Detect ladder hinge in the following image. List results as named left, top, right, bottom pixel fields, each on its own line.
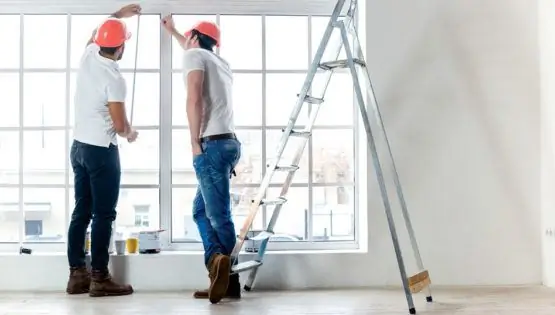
left=319, top=58, right=366, bottom=71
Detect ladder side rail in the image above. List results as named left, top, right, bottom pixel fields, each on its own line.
left=351, top=24, right=431, bottom=286
left=231, top=1, right=347, bottom=258
left=339, top=21, right=416, bottom=314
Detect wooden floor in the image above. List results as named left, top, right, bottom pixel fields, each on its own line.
left=1, top=287, right=555, bottom=314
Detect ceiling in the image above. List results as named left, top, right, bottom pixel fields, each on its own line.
left=0, top=0, right=353, bottom=15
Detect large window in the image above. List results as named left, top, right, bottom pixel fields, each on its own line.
left=0, top=13, right=359, bottom=251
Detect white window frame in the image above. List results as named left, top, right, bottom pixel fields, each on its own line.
left=0, top=4, right=367, bottom=254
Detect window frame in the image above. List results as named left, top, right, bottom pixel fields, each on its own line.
left=0, top=9, right=365, bottom=253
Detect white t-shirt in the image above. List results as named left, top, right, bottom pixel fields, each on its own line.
left=182, top=48, right=235, bottom=138
left=73, top=44, right=126, bottom=147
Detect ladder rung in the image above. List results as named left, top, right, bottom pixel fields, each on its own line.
left=249, top=231, right=274, bottom=241
left=290, top=130, right=311, bottom=138
left=231, top=260, right=263, bottom=273
left=256, top=197, right=287, bottom=206
left=408, top=270, right=431, bottom=293
left=298, top=94, right=324, bottom=104
left=319, top=58, right=366, bottom=70
left=273, top=165, right=300, bottom=172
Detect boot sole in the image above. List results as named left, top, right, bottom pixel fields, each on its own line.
left=89, top=288, right=134, bottom=298
left=66, top=289, right=90, bottom=295
left=208, top=255, right=231, bottom=304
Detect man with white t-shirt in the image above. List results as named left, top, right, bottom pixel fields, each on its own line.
left=66, top=4, right=140, bottom=297
left=162, top=15, right=241, bottom=304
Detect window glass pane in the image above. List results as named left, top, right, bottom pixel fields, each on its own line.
left=0, top=188, right=20, bottom=242
left=172, top=72, right=186, bottom=126
left=312, top=72, right=354, bottom=126
left=0, top=15, right=20, bottom=68
left=121, top=73, right=160, bottom=126
left=266, top=187, right=308, bottom=241
left=119, top=129, right=159, bottom=185
left=266, top=16, right=308, bottom=70
left=70, top=15, right=105, bottom=68
left=23, top=73, right=66, bottom=127
left=312, top=129, right=355, bottom=184
left=171, top=187, right=200, bottom=242
left=266, top=73, right=309, bottom=126
left=172, top=129, right=262, bottom=185
left=233, top=73, right=262, bottom=126
left=68, top=188, right=160, bottom=235
left=0, top=74, right=20, bottom=127
left=171, top=15, right=217, bottom=70
left=219, top=15, right=262, bottom=70
left=23, top=130, right=66, bottom=184
left=118, top=15, right=161, bottom=70
left=0, top=132, right=20, bottom=185
left=23, top=188, right=65, bottom=243
left=266, top=130, right=309, bottom=184
left=24, top=15, right=67, bottom=68
left=311, top=16, right=347, bottom=62
left=312, top=185, right=354, bottom=241
left=231, top=186, right=263, bottom=238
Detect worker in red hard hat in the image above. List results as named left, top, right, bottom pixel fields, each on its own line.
left=162, top=15, right=241, bottom=304
left=66, top=4, right=141, bottom=298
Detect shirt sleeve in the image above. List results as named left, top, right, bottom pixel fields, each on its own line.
left=106, top=76, right=127, bottom=103
left=182, top=49, right=206, bottom=76
left=80, top=43, right=100, bottom=65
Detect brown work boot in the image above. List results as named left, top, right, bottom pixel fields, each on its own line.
left=207, top=253, right=231, bottom=304
left=89, top=269, right=134, bottom=297
left=66, top=267, right=91, bottom=294
left=193, top=273, right=241, bottom=299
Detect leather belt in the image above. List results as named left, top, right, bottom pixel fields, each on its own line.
left=200, top=132, right=237, bottom=143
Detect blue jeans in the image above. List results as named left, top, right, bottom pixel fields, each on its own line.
left=67, top=140, right=121, bottom=272
left=192, top=138, right=241, bottom=266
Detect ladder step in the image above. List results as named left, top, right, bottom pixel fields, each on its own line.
left=249, top=231, right=274, bottom=241
left=297, top=94, right=324, bottom=104
left=290, top=130, right=311, bottom=138
left=256, top=197, right=287, bottom=206
left=232, top=260, right=263, bottom=273
left=408, top=270, right=431, bottom=294
left=319, top=58, right=366, bottom=70
left=269, top=165, right=299, bottom=172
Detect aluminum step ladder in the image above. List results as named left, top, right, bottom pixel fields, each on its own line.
left=229, top=1, right=433, bottom=313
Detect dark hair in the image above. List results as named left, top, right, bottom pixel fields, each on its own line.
left=191, top=29, right=217, bottom=51
left=99, top=46, right=121, bottom=56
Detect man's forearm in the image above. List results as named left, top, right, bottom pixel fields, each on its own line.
left=186, top=99, right=202, bottom=144
left=116, top=121, right=132, bottom=138
left=170, top=28, right=187, bottom=49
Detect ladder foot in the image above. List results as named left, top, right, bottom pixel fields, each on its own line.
left=426, top=296, right=433, bottom=303
left=243, top=285, right=252, bottom=292
left=409, top=307, right=416, bottom=315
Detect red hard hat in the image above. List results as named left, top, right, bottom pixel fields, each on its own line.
left=94, top=18, right=132, bottom=48
left=185, top=21, right=220, bottom=47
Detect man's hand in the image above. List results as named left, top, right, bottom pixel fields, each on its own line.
left=192, top=141, right=202, bottom=156
left=127, top=129, right=139, bottom=143
left=161, top=15, right=176, bottom=32
left=114, top=4, right=142, bottom=19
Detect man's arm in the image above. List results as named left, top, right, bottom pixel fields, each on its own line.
left=161, top=15, right=187, bottom=49
left=186, top=70, right=205, bottom=145
left=106, top=77, right=132, bottom=138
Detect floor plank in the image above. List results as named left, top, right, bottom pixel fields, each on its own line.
left=1, top=287, right=554, bottom=314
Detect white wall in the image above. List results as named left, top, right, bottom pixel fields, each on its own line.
left=539, top=0, right=555, bottom=287
left=0, top=0, right=543, bottom=291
